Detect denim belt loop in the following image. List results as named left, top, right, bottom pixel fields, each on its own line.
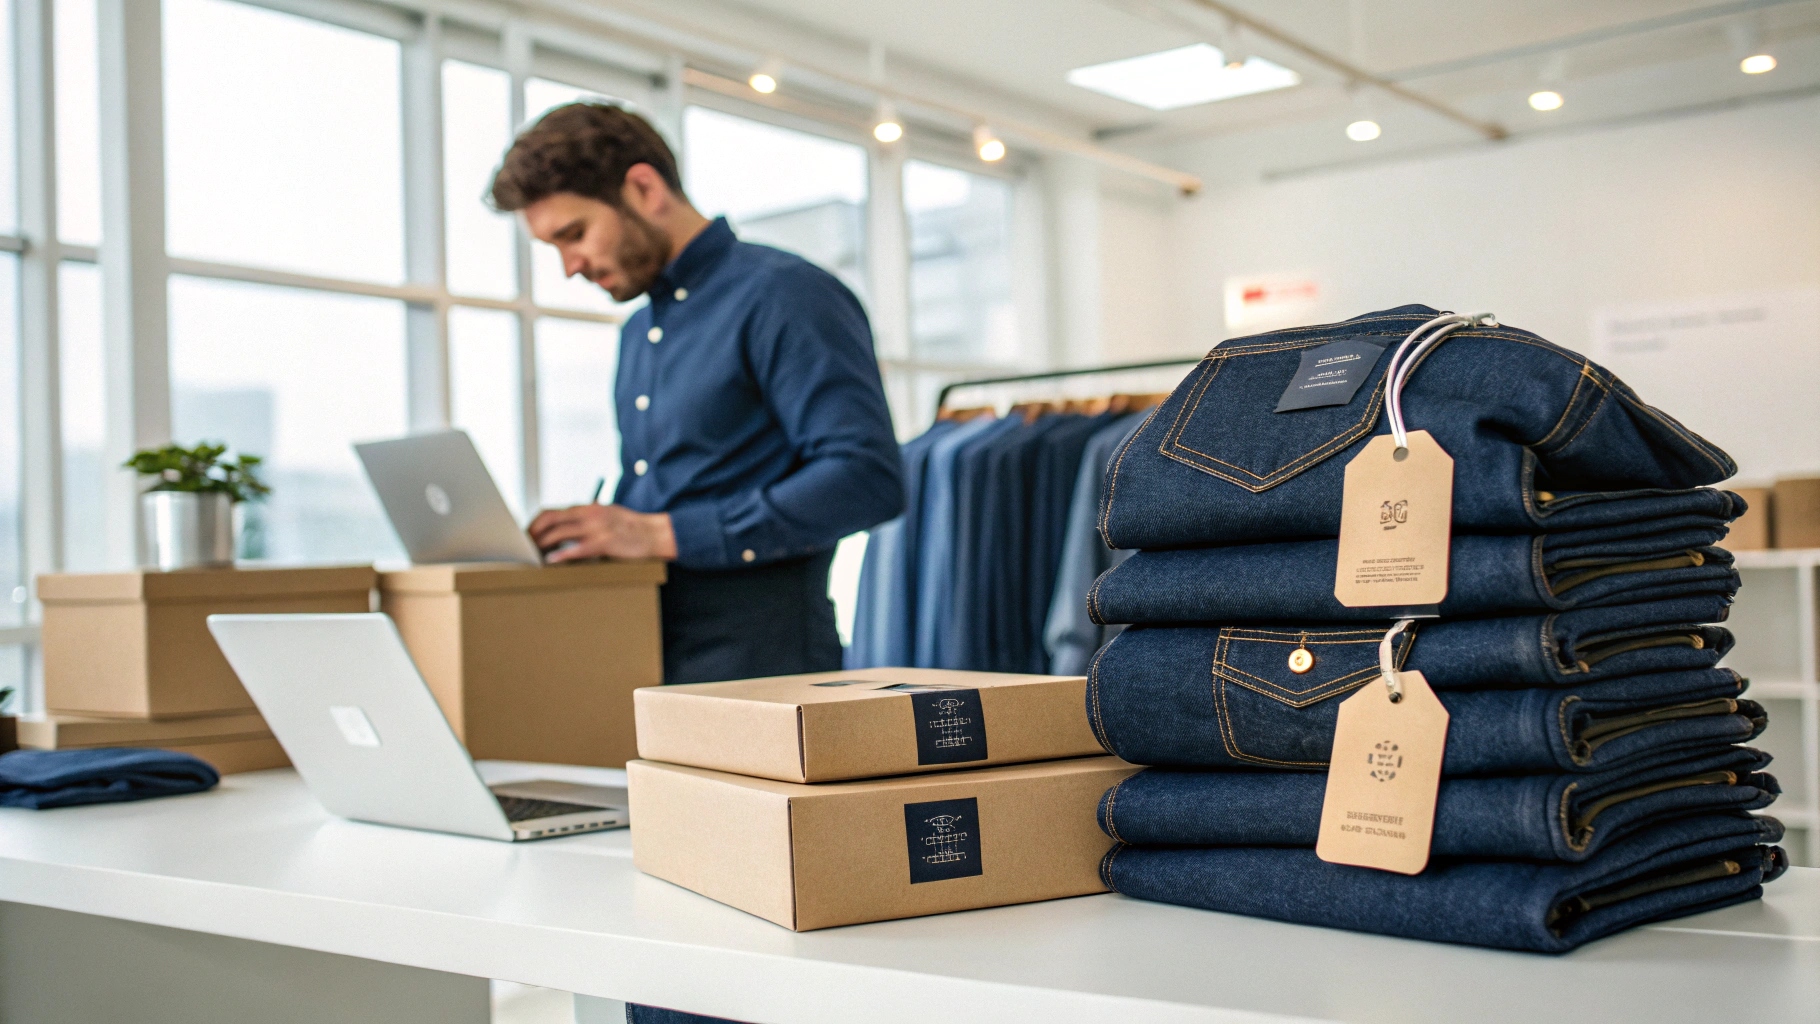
left=1379, top=618, right=1417, bottom=702
left=1383, top=311, right=1500, bottom=450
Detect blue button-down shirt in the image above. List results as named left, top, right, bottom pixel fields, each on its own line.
left=615, top=217, right=905, bottom=570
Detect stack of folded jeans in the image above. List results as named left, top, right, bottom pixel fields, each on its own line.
left=1083, top=304, right=1788, bottom=952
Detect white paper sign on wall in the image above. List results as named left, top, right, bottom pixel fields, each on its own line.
left=1591, top=289, right=1820, bottom=483
left=1224, top=274, right=1321, bottom=332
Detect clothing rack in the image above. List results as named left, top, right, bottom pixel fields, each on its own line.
left=933, top=358, right=1204, bottom=417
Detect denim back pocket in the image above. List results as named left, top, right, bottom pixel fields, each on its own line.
left=1211, top=626, right=1414, bottom=768
left=1161, top=339, right=1392, bottom=492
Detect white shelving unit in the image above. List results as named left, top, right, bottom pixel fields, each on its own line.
left=1725, top=548, right=1820, bottom=866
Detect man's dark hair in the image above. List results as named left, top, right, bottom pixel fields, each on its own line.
left=488, top=103, right=683, bottom=212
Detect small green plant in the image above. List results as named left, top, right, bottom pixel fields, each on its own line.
left=124, top=442, right=271, bottom=503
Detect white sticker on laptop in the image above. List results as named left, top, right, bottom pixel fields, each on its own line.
left=329, top=705, right=382, bottom=747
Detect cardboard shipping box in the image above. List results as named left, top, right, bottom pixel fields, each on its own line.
left=1728, top=486, right=1771, bottom=551
left=39, top=565, right=378, bottom=719
left=629, top=756, right=1136, bottom=931
left=18, top=710, right=288, bottom=775
left=634, top=667, right=1103, bottom=783
left=380, top=560, right=664, bottom=768
left=1773, top=477, right=1820, bottom=549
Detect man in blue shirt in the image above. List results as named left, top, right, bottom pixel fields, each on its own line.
left=490, top=103, right=905, bottom=687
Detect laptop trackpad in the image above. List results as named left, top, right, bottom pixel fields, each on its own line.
left=490, top=780, right=627, bottom=808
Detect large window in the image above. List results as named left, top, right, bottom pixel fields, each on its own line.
left=163, top=0, right=405, bottom=283
left=683, top=105, right=868, bottom=301
left=167, top=277, right=408, bottom=562
left=442, top=60, right=515, bottom=301
left=905, top=159, right=1015, bottom=364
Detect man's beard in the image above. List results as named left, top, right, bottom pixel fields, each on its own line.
left=604, top=205, right=671, bottom=302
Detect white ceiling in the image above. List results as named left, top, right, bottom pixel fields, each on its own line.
left=681, top=0, right=1820, bottom=154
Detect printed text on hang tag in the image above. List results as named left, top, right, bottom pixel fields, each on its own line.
left=1334, top=431, right=1453, bottom=608
left=1315, top=669, right=1449, bottom=874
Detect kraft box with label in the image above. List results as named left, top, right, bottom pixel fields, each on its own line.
left=628, top=756, right=1135, bottom=930
left=632, top=667, right=1102, bottom=783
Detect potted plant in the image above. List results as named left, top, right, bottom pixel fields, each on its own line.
left=0, top=686, right=15, bottom=754
left=125, top=442, right=272, bottom=571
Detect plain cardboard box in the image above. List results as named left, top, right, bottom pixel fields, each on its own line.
left=1773, top=477, right=1820, bottom=549
left=39, top=566, right=377, bottom=719
left=1728, top=486, right=1772, bottom=550
left=380, top=560, right=664, bottom=768
left=629, top=755, right=1136, bottom=931
left=18, top=709, right=288, bottom=775
left=635, top=667, right=1102, bottom=783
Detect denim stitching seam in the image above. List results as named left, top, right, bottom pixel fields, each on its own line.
left=1213, top=629, right=1330, bottom=768
left=1102, top=777, right=1126, bottom=844
left=1099, top=402, right=1165, bottom=547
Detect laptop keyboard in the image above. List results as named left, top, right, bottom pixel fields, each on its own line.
left=496, top=794, right=604, bottom=822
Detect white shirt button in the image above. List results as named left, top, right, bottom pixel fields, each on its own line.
left=673, top=288, right=688, bottom=301
left=741, top=549, right=756, bottom=563
left=647, top=326, right=663, bottom=343
left=635, top=395, right=650, bottom=411
left=634, top=459, right=648, bottom=476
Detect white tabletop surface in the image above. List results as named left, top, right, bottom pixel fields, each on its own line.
left=2, top=763, right=1816, bottom=1024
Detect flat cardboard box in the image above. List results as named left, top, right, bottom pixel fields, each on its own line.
left=629, top=756, right=1136, bottom=930
left=381, top=560, right=664, bottom=768
left=1728, top=486, right=1771, bottom=550
left=634, top=667, right=1103, bottom=783
left=1773, top=477, right=1820, bottom=549
left=18, top=710, right=289, bottom=775
left=39, top=566, right=378, bottom=719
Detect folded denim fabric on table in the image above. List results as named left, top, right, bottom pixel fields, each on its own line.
left=1098, top=746, right=1777, bottom=862
left=1097, top=304, right=1737, bottom=550
left=1100, top=812, right=1785, bottom=953
left=1091, top=599, right=1734, bottom=694
left=1090, top=530, right=1737, bottom=626
left=0, top=747, right=220, bottom=809
left=1089, top=632, right=1763, bottom=773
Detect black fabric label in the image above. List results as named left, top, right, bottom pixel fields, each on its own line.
left=1275, top=338, right=1387, bottom=412
left=904, top=797, right=983, bottom=884
left=908, top=688, right=988, bottom=765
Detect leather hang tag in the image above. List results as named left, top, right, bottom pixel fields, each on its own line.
left=1315, top=669, right=1449, bottom=874
left=1334, top=430, right=1453, bottom=608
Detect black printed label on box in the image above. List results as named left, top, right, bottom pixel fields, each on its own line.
left=1275, top=338, right=1387, bottom=412
left=905, top=797, right=984, bottom=884
left=909, top=688, right=988, bottom=765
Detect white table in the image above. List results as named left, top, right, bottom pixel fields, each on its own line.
left=2, top=764, right=1817, bottom=1024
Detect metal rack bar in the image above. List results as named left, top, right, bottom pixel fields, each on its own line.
left=933, top=357, right=1202, bottom=416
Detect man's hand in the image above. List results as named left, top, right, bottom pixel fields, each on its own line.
left=528, top=504, right=678, bottom=563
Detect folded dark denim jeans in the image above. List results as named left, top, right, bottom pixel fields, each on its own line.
left=1098, top=304, right=1737, bottom=550
left=1088, top=629, right=1764, bottom=773
left=1090, top=598, right=1734, bottom=700
left=1100, top=812, right=1785, bottom=953
left=1089, top=531, right=1737, bottom=625
left=1099, top=747, right=1778, bottom=862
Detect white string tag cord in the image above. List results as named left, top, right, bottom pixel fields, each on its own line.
left=1378, top=617, right=1416, bottom=702
left=1380, top=311, right=1499, bottom=453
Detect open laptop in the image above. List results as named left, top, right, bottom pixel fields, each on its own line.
left=207, top=613, right=627, bottom=841
left=355, top=430, right=543, bottom=565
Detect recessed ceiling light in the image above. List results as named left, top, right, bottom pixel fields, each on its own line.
left=1346, top=119, right=1381, bottom=142
left=748, top=72, right=777, bottom=94
left=1067, top=43, right=1300, bottom=111
left=1741, top=53, right=1777, bottom=74
left=1528, top=90, right=1563, bottom=111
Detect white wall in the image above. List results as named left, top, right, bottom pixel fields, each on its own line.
left=1099, top=94, right=1820, bottom=480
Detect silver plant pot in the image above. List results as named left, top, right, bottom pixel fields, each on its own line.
left=141, top=491, right=236, bottom=570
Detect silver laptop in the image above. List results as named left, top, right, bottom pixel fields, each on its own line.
left=207, top=613, right=627, bottom=841
left=355, top=430, right=543, bottom=564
